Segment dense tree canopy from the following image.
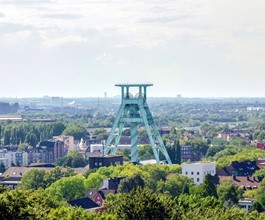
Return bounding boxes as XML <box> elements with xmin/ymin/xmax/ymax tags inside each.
<box><xmin>56</xmin><ymin>150</ymin><xmax>87</xmax><ymax>168</ymax></box>
<box><xmin>19</xmin><ymin>167</ymin><xmax>76</xmax><ymax>190</ymax></box>
<box><xmin>46</xmin><ymin>174</ymin><xmax>86</xmax><ymax>201</ymax></box>
<box><xmin>62</xmin><ymin>124</ymin><xmax>87</xmax><ymax>140</ymax></box>
<box><xmin>118</xmin><ymin>173</ymin><xmax>145</xmax><ymax>193</ymax></box>
<box><xmin>0</xmin><ymin>122</ymin><xmax>65</xmax><ymax>146</ymax></box>
<box><xmin>217</xmin><ymin>179</ymin><xmax>243</xmax><ymax>207</ymax></box>
<box><xmin>20</xmin><ymin>169</ymin><xmax>47</xmax><ymax>190</ymax></box>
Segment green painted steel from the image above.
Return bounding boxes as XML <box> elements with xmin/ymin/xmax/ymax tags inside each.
<box><xmin>104</xmin><ymin>84</ymin><xmax>172</xmax><ymax>164</ymax></box>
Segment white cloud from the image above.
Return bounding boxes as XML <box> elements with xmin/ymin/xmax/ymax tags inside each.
<box><xmin>41</xmin><ymin>35</ymin><xmax>87</xmax><ymax>47</ymax></box>
<box><xmin>0</xmin><ymin>0</ymin><xmax>264</xmax><ymax>97</ymax></box>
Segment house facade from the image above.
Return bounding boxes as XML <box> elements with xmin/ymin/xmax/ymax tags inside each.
<box><xmin>182</xmin><ymin>162</ymin><xmax>216</xmax><ymax>185</ymax></box>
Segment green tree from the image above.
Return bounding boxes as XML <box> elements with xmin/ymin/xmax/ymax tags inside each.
<box><xmin>17</xmin><ymin>143</ymin><xmax>29</xmax><ymax>152</ymax></box>
<box><xmin>118</xmin><ymin>173</ymin><xmax>145</xmax><ymax>193</ymax></box>
<box><xmin>84</xmin><ymin>173</ymin><xmax>105</xmax><ymax>189</ymax></box>
<box><xmin>255</xmin><ymin>178</ymin><xmax>265</xmax><ymax>210</ymax></box>
<box><xmin>46</xmin><ymin>174</ymin><xmax>86</xmax><ymax>201</ymax></box>
<box><xmin>25</xmin><ymin>132</ymin><xmax>38</xmax><ymax>146</ymax></box>
<box><xmin>156</xmin><ymin>174</ymin><xmax>193</xmax><ymax>198</ymax></box>
<box><xmin>206</xmin><ymin>145</ymin><xmax>225</xmax><ymax>157</ymax></box>
<box><xmin>62</xmin><ymin>125</ymin><xmax>87</xmax><ymax>140</ymax></box>
<box><xmin>0</xmin><ymin>189</ymin><xmax>63</xmax><ymax>219</ymax></box>
<box><xmin>166</xmin><ymin>139</ymin><xmax>181</xmax><ymax>164</ymax></box>
<box><xmin>138</xmin><ymin>145</ymin><xmax>154</xmax><ymax>160</ymax></box>
<box><xmin>3</xmin><ymin>129</ymin><xmax>11</xmax><ymax>145</ymax></box>
<box><xmin>183</xmin><ymin>138</ymin><xmax>209</xmax><ymax>156</ymax></box>
<box><xmin>43</xmin><ymin>167</ymin><xmax>64</xmax><ymax>188</ymax></box>
<box><xmin>107</xmin><ymin>188</ymin><xmax>180</xmax><ymax>220</ymax></box>
<box><xmin>201</xmin><ymin>174</ymin><xmax>218</xmax><ymax>198</ymax></box>
<box><xmin>93</xmin><ymin>128</ymin><xmax>108</xmax><ymax>140</ymax></box>
<box><xmin>56</xmin><ymin>150</ymin><xmax>87</xmax><ymax>168</ymax></box>
<box><xmin>19</xmin><ymin>169</ymin><xmax>47</xmax><ymax>190</ymax></box>
<box><xmin>253</xmin><ymin>168</ymin><xmax>265</xmax><ymax>177</ymax></box>
<box><xmin>217</xmin><ymin>180</ymin><xmax>243</xmax><ymax>207</ymax></box>
<box><xmin>46</xmin><ymin>206</ymin><xmax>117</xmax><ymax>220</ymax></box>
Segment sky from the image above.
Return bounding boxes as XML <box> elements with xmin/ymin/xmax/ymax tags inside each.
<box><xmin>0</xmin><ymin>0</ymin><xmax>264</xmax><ymax>98</ymax></box>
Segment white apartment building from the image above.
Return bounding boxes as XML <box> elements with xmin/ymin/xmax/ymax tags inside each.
<box><xmin>0</xmin><ymin>150</ymin><xmax>28</xmax><ymax>167</ymax></box>
<box><xmin>182</xmin><ymin>162</ymin><xmax>216</xmax><ymax>185</ymax></box>
<box><xmin>0</xmin><ymin>151</ymin><xmax>16</xmax><ymax>167</ymax></box>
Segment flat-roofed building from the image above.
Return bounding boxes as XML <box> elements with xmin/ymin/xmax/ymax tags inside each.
<box><xmin>182</xmin><ymin>162</ymin><xmax>216</xmax><ymax>185</ymax></box>
<box><xmin>89</xmin><ymin>155</ymin><xmax>123</xmax><ymax>169</ymax></box>
<box><xmin>181</xmin><ymin>146</ymin><xmax>201</xmax><ymax>162</ymax></box>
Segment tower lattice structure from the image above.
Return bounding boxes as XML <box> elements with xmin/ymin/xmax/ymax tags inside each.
<box><xmin>104</xmin><ymin>84</ymin><xmax>172</xmax><ymax>164</ymax></box>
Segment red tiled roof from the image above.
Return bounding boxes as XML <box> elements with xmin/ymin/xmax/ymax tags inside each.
<box><xmin>216</xmin><ymin>176</ymin><xmax>262</xmax><ymax>189</ymax></box>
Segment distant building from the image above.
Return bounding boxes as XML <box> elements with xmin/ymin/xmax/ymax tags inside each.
<box><xmin>68</xmin><ymin>197</ymin><xmax>99</xmax><ymax>211</ymax></box>
<box><xmin>158</xmin><ymin>127</ymin><xmax>171</xmax><ymax>136</ymax></box>
<box><xmin>53</xmin><ymin>135</ymin><xmax>75</xmax><ymax>151</ymax></box>
<box><xmin>51</xmin><ymin>97</ymin><xmax>63</xmax><ymax>108</ymax></box>
<box><xmin>238</xmin><ymin>199</ymin><xmax>255</xmax><ymax>211</ymax></box>
<box><xmin>99</xmin><ymin>177</ymin><xmax>124</xmax><ymax>190</ymax></box>
<box><xmin>0</xmin><ymin>150</ymin><xmax>16</xmax><ymax>167</ymax></box>
<box><xmin>38</xmin><ymin>140</ymin><xmax>66</xmax><ymax>163</ymax></box>
<box><xmin>15</xmin><ymin>152</ymin><xmax>28</xmax><ymax>166</ymax></box>
<box><xmin>257</xmin><ymin>142</ymin><xmax>265</xmax><ymax>150</ymax></box>
<box><xmin>182</xmin><ymin>162</ymin><xmax>216</xmax><ymax>185</ymax></box>
<box><xmin>0</xmin><ymin>102</ymin><xmax>19</xmax><ymax>114</ymax></box>
<box><xmin>89</xmin><ymin>155</ymin><xmax>123</xmax><ymax>169</ymax></box>
<box><xmin>181</xmin><ymin>146</ymin><xmax>201</xmax><ymax>162</ymax></box>
<box><xmin>216</xmin><ymin>129</ymin><xmax>252</xmax><ymax>142</ymax></box>
<box><xmin>217</xmin><ymin>161</ymin><xmax>260</xmax><ymax>176</ymax></box>
<box><xmin>0</xmin><ymin>158</ymin><xmax>8</xmax><ymax>169</ymax></box>
<box><xmin>0</xmin><ymin>176</ymin><xmax>21</xmax><ymax>189</ymax></box>
<box><xmin>215</xmin><ymin>175</ymin><xmax>261</xmax><ymax>190</ymax></box>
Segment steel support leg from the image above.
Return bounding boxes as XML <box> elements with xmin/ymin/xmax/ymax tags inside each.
<box><xmin>104</xmin><ymin>104</ymin><xmax>125</xmax><ymax>154</ymax></box>
<box><xmin>139</xmin><ymin>106</ymin><xmax>160</xmax><ymax>162</ymax></box>
<box><xmin>131</xmin><ymin>122</ymin><xmax>138</xmax><ymax>163</ymax></box>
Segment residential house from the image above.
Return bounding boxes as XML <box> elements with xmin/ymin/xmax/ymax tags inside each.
<box><xmin>238</xmin><ymin>199</ymin><xmax>255</xmax><ymax>211</ymax></box>
<box><xmin>0</xmin><ymin>176</ymin><xmax>21</xmax><ymax>189</ymax></box>
<box><xmin>215</xmin><ymin>175</ymin><xmax>262</xmax><ymax>190</ymax></box>
<box><xmin>217</xmin><ymin>161</ymin><xmax>260</xmax><ymax>176</ymax></box>
<box><xmin>216</xmin><ymin>129</ymin><xmax>252</xmax><ymax>142</ymax></box>
<box><xmin>86</xmin><ymin>177</ymin><xmax>123</xmax><ymax>206</ymax></box>
<box><xmin>68</xmin><ymin>197</ymin><xmax>99</xmax><ymax>211</ymax></box>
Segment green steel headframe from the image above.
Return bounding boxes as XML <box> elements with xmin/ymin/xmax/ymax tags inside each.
<box><xmin>104</xmin><ymin>84</ymin><xmax>172</xmax><ymax>164</ymax></box>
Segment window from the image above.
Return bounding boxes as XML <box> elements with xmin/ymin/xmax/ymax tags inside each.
<box><xmin>197</xmin><ymin>178</ymin><xmax>200</xmax><ymax>182</ymax></box>
<box><xmin>197</xmin><ymin>172</ymin><xmax>199</xmax><ymax>175</ymax></box>
<box><xmin>185</xmin><ymin>171</ymin><xmax>188</xmax><ymax>175</ymax></box>
<box><xmin>191</xmin><ymin>172</ymin><xmax>194</xmax><ymax>175</ymax></box>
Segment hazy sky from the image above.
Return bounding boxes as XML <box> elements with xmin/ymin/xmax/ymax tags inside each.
<box><xmin>0</xmin><ymin>0</ymin><xmax>264</xmax><ymax>98</ymax></box>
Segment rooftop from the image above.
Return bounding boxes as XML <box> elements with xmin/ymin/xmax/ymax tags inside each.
<box><xmin>184</xmin><ymin>162</ymin><xmax>215</xmax><ymax>166</ymax></box>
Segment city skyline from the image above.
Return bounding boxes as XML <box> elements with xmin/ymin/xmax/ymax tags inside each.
<box><xmin>0</xmin><ymin>0</ymin><xmax>264</xmax><ymax>98</ymax></box>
